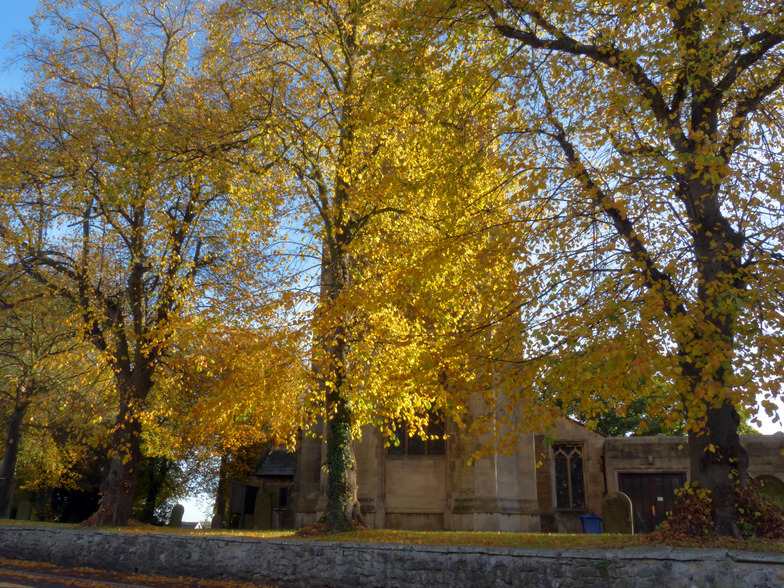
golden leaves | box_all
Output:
[1,0,780,505]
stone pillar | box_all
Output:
[355,425,386,528]
[447,395,540,532]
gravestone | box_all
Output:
[15,500,31,521]
[253,489,272,529]
[602,492,634,534]
[211,513,223,530]
[169,504,185,527]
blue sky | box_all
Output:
[0,1,39,91]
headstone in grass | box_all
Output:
[602,492,633,534]
[253,489,272,529]
[169,504,184,527]
[15,500,31,521]
[243,514,254,529]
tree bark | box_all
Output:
[684,175,749,535]
[325,349,363,531]
[320,2,363,524]
[0,402,28,518]
[214,452,229,524]
[88,385,144,526]
[688,401,749,536]
[321,246,364,532]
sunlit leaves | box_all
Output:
[0,0,287,523]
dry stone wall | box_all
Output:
[1,524,783,587]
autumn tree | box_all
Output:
[0,268,111,518]
[404,0,784,535]
[209,0,506,529]
[210,0,390,530]
[132,456,186,525]
[0,0,281,525]
[145,319,305,522]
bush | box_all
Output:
[733,480,784,540]
[650,480,784,542]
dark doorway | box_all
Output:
[618,472,686,533]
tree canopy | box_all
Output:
[0,0,286,525]
[409,0,784,534]
[0,0,781,536]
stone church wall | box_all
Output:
[536,419,606,533]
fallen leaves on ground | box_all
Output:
[0,558,272,588]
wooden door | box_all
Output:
[618,473,685,533]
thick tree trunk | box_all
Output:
[0,403,28,518]
[320,244,364,532]
[325,383,363,531]
[688,401,749,536]
[688,180,748,535]
[89,394,143,526]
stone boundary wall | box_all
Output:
[1,525,784,587]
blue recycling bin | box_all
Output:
[580,514,602,534]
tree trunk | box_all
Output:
[688,401,749,536]
[687,177,748,535]
[325,383,363,531]
[0,403,28,518]
[321,244,364,532]
[89,394,143,526]
[214,452,229,524]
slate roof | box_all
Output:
[254,447,297,478]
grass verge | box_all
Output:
[2,519,784,551]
